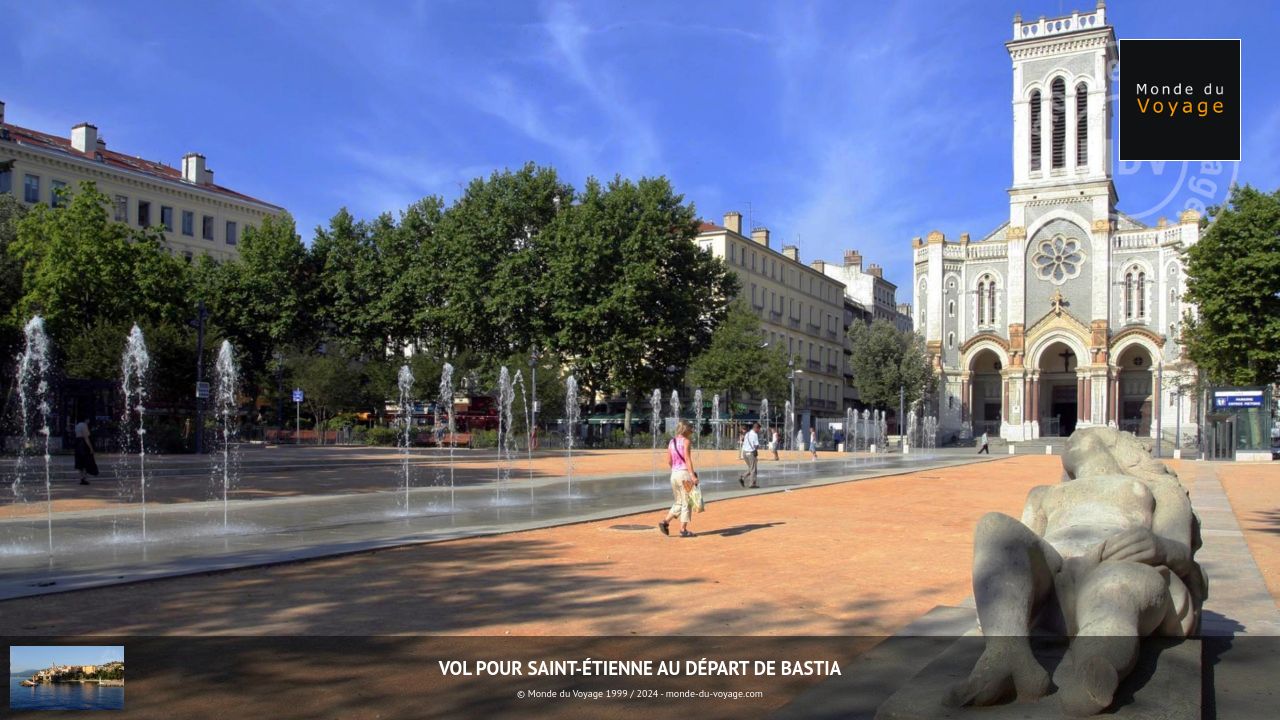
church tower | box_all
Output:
[911,2,1197,446]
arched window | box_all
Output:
[948,332,955,348]
[1124,271,1134,319]
[1137,272,1146,317]
[987,281,997,324]
[948,300,955,318]
[1075,82,1088,166]
[1029,91,1042,171]
[1051,78,1066,169]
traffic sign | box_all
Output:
[195,381,210,399]
[292,388,304,403]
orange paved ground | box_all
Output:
[1,455,1049,719]
[1217,462,1280,608]
[3,455,1043,637]
[0,447,808,519]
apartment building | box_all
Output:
[695,212,847,425]
[0,100,282,262]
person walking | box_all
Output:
[978,431,990,454]
[769,428,780,461]
[73,418,98,485]
[658,420,699,538]
[738,421,761,488]
[810,426,818,461]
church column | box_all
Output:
[1108,371,1119,425]
[1076,376,1084,422]
[960,375,970,426]
[1082,376,1092,423]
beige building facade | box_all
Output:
[695,212,847,425]
[0,100,282,262]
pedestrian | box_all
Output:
[978,431,990,454]
[769,428,780,461]
[73,418,98,485]
[738,421,761,488]
[658,420,699,538]
[810,426,818,461]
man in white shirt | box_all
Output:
[739,422,761,488]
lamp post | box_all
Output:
[900,385,906,453]
[189,300,209,455]
[1154,362,1164,457]
[787,357,799,451]
[529,346,540,450]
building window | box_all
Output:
[0,164,10,194]
[948,332,955,348]
[161,206,174,231]
[1051,78,1066,169]
[202,215,214,240]
[948,300,955,318]
[183,250,193,262]
[225,221,237,245]
[114,195,128,222]
[1075,82,1088,166]
[23,174,40,203]
[50,180,67,207]
[1137,272,1146,317]
[138,200,151,227]
[730,244,736,263]
[1124,271,1134,319]
[1029,91,1042,171]
[181,210,194,236]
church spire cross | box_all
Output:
[1049,289,1067,315]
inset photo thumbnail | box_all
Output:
[9,645,124,711]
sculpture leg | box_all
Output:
[1055,561,1171,717]
[949,512,1061,706]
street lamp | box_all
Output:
[1154,361,1164,458]
[529,346,540,450]
[787,357,803,451]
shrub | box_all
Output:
[364,426,399,446]
[469,429,498,448]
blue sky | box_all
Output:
[10,646,123,672]
[2,0,1277,293]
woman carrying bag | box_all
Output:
[73,418,99,485]
[657,420,702,538]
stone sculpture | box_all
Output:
[951,427,1207,716]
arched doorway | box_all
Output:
[969,349,1003,437]
[1115,344,1154,435]
[1037,340,1079,437]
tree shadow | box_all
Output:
[1246,508,1280,535]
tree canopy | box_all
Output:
[1182,184,1280,386]
[687,299,788,413]
[846,319,934,410]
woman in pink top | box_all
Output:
[658,420,698,538]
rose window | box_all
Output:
[1032,235,1084,284]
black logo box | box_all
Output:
[1119,39,1241,162]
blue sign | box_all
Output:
[292,388,304,403]
[1214,390,1262,408]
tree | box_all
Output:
[430,163,572,361]
[544,175,738,429]
[687,300,789,416]
[1183,184,1280,386]
[195,212,313,400]
[0,194,26,365]
[287,350,381,436]
[8,182,190,342]
[847,319,935,410]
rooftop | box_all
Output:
[0,115,281,210]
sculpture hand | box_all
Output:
[1099,528,1164,565]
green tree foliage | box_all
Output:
[287,350,382,434]
[688,300,789,413]
[195,212,312,395]
[1183,185,1280,386]
[0,193,26,362]
[847,319,934,410]
[431,163,572,359]
[8,182,190,341]
[545,175,738,404]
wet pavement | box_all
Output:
[0,449,1002,600]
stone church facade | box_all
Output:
[912,3,1199,443]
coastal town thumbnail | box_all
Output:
[10,646,124,711]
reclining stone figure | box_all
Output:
[950,427,1207,716]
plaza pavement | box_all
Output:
[0,454,1275,719]
[0,447,987,599]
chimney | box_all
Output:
[723,211,742,235]
[96,137,106,152]
[0,100,5,124]
[843,250,863,270]
[811,259,826,273]
[70,123,97,153]
[751,227,770,247]
[782,245,799,262]
[867,264,883,278]
[182,152,210,185]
